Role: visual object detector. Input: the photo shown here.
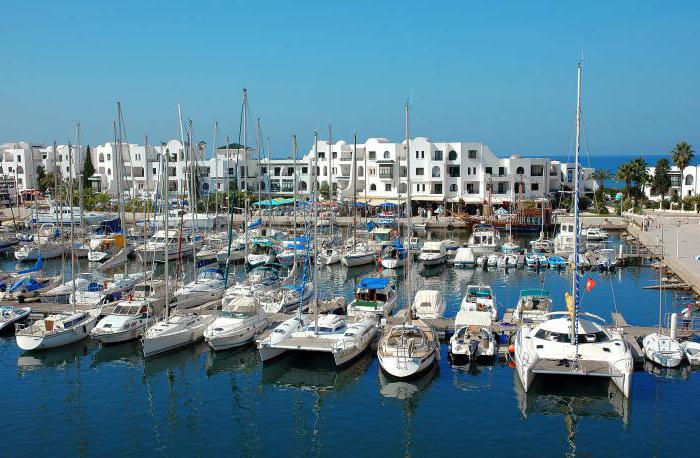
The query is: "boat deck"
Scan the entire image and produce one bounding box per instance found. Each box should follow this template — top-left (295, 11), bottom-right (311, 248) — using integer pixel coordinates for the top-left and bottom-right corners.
top-left (269, 336), bottom-right (337, 352)
top-left (531, 358), bottom-right (620, 377)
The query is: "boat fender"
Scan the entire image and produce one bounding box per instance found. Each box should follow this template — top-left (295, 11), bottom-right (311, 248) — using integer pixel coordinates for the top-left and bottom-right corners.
top-left (508, 344), bottom-right (515, 353)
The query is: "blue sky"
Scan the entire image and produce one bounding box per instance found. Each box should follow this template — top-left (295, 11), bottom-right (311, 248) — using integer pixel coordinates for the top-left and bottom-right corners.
top-left (2, 0), bottom-right (698, 158)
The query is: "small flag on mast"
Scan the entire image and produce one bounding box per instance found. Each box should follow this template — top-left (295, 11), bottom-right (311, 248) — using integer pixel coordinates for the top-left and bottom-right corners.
top-left (585, 277), bottom-right (596, 292)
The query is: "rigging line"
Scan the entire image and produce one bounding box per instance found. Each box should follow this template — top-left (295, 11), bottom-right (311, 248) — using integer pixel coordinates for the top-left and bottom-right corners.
top-left (608, 272), bottom-right (619, 315)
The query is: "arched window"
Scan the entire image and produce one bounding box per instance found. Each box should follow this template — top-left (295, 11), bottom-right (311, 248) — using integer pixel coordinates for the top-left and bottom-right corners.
top-left (686, 174), bottom-right (694, 186)
top-left (358, 166), bottom-right (364, 177)
top-left (399, 166), bottom-right (407, 177)
top-left (370, 184), bottom-right (377, 191)
top-left (383, 151), bottom-right (390, 159)
top-left (516, 166), bottom-right (524, 175)
top-left (399, 183), bottom-right (407, 193)
top-left (17, 166), bottom-right (23, 174)
top-left (432, 166), bottom-right (441, 178)
top-left (99, 153), bottom-right (105, 162)
top-left (299, 181), bottom-right (307, 191)
top-left (449, 183), bottom-right (458, 192)
top-left (448, 150), bottom-right (457, 160)
top-left (107, 168), bottom-right (112, 175)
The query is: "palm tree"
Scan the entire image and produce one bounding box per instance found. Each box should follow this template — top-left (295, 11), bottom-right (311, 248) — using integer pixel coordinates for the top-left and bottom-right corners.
top-left (615, 163), bottom-right (634, 196)
top-left (627, 157), bottom-right (650, 195)
top-left (591, 168), bottom-right (611, 190)
top-left (671, 141), bottom-right (695, 190)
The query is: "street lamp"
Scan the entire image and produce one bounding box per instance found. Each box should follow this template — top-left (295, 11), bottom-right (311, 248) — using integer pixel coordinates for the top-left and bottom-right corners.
top-left (677, 219), bottom-right (682, 259)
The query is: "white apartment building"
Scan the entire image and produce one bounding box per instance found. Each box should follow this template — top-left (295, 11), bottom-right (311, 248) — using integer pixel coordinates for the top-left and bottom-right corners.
top-left (644, 164), bottom-right (700, 201)
top-left (0, 142), bottom-right (44, 192)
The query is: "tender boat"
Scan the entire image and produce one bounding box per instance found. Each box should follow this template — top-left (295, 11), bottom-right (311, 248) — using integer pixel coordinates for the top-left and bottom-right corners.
top-left (347, 276), bottom-right (397, 318)
top-left (642, 332), bottom-right (683, 368)
top-left (418, 241), bottom-right (447, 266)
top-left (91, 300), bottom-right (155, 345)
top-left (0, 305), bottom-right (31, 332)
top-left (497, 253), bottom-right (519, 269)
top-left (595, 248), bottom-right (617, 272)
top-left (15, 309), bottom-right (101, 351)
top-left (412, 290), bottom-right (445, 320)
top-left (450, 320), bottom-right (496, 362)
top-left (467, 224), bottom-right (500, 256)
top-left (453, 247), bottom-right (476, 268)
top-left (380, 240), bottom-right (408, 269)
top-left (142, 311), bottom-right (215, 358)
top-left (680, 341), bottom-right (700, 365)
top-left (513, 289), bottom-right (553, 324)
top-left (486, 253), bottom-right (500, 268)
top-left (174, 268), bottom-right (226, 309)
top-left (204, 295), bottom-right (268, 351)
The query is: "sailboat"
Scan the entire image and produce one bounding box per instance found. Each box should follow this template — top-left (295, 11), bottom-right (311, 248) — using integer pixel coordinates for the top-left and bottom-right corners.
top-left (377, 103), bottom-right (440, 378)
top-left (642, 226), bottom-right (683, 367)
top-left (514, 63), bottom-right (633, 398)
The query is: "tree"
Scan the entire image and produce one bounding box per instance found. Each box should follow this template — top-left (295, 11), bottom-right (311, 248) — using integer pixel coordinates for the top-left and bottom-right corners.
top-left (629, 157), bottom-right (650, 195)
top-left (81, 145), bottom-right (95, 188)
top-left (615, 163), bottom-right (634, 196)
top-left (671, 141), bottom-right (694, 189)
top-left (591, 168), bottom-right (611, 190)
top-left (319, 181), bottom-right (330, 200)
top-left (651, 158), bottom-right (671, 203)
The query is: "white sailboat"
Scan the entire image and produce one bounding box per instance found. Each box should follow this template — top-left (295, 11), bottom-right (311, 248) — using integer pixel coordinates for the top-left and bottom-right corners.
top-left (204, 295), bottom-right (268, 351)
top-left (514, 63), bottom-right (633, 398)
top-left (377, 103), bottom-right (440, 379)
top-left (174, 267), bottom-right (226, 309)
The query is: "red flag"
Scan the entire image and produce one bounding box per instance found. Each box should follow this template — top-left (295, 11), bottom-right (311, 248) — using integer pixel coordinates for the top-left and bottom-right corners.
top-left (585, 277), bottom-right (596, 292)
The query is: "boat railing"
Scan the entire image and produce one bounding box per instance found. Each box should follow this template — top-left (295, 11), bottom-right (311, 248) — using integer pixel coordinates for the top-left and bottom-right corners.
top-left (666, 313), bottom-right (700, 333)
top-left (537, 311), bottom-right (608, 323)
top-left (15, 321), bottom-right (49, 337)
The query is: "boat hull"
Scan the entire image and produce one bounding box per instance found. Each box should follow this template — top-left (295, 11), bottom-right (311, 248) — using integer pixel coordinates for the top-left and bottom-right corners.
top-left (341, 253), bottom-right (375, 267)
top-left (378, 352), bottom-right (435, 378)
top-left (16, 314), bottom-right (98, 351)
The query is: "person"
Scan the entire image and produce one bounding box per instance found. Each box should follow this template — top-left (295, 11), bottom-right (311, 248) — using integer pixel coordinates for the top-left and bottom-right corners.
top-left (682, 304), bottom-right (692, 330)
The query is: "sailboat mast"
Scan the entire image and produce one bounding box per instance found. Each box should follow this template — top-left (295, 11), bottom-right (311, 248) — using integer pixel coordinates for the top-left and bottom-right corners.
top-left (68, 142), bottom-right (76, 311)
top-left (76, 123), bottom-right (84, 231)
top-left (256, 118), bottom-right (262, 212)
top-left (313, 131), bottom-right (320, 335)
top-left (163, 148), bottom-right (170, 320)
top-left (352, 133), bottom-right (357, 244)
top-left (292, 135), bottom-right (298, 264)
top-left (571, 62), bottom-right (582, 350)
top-left (243, 89), bottom-right (249, 261)
top-left (188, 123), bottom-right (198, 279)
top-left (328, 124), bottom-right (333, 202)
top-left (404, 103), bottom-right (412, 317)
top-left (213, 122), bottom-right (219, 218)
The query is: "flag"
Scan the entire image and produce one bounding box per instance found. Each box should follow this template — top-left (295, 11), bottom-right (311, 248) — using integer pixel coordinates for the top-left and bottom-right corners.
top-left (565, 292), bottom-right (574, 311)
top-left (585, 277), bottom-right (596, 292)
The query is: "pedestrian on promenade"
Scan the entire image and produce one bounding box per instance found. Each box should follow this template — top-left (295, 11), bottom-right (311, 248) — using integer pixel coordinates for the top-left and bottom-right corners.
top-left (682, 304), bottom-right (692, 330)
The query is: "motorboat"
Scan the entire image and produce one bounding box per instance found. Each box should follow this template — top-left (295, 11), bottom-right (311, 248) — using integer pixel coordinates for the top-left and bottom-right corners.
top-left (71, 271), bottom-right (150, 307)
top-left (2, 276), bottom-right (58, 302)
top-left (642, 332), bottom-right (683, 368)
top-left (513, 289), bottom-right (553, 324)
top-left (33, 205), bottom-right (106, 226)
top-left (317, 246), bottom-right (341, 265)
top-left (514, 311), bottom-right (634, 398)
top-left (582, 226), bottom-right (608, 241)
top-left (530, 237), bottom-right (553, 253)
top-left (276, 240), bottom-right (308, 266)
top-left (247, 237), bottom-right (281, 267)
top-left (91, 300), bottom-right (155, 345)
top-left (135, 229), bottom-right (193, 263)
top-left (15, 240), bottom-right (66, 261)
top-left (467, 224), bottom-right (500, 256)
top-left (204, 295), bottom-right (268, 351)
top-left (554, 222), bottom-right (586, 254)
top-left (402, 237), bottom-right (422, 252)
top-left (449, 322), bottom-right (496, 362)
top-left (595, 248), bottom-right (617, 272)
top-left (174, 268), bottom-right (226, 309)
top-left (259, 283), bottom-right (314, 313)
top-left (380, 240), bottom-right (408, 269)
top-left (88, 234), bottom-right (127, 262)
top-left (459, 284), bottom-right (497, 322)
top-left (412, 290), bottom-right (445, 320)
top-left (444, 239), bottom-right (464, 258)
top-left (370, 227), bottom-right (394, 248)
top-left (341, 244), bottom-right (376, 267)
top-left (0, 305), bottom-right (31, 332)
top-left (222, 263), bottom-right (287, 303)
top-left (501, 240), bottom-right (521, 255)
top-left (486, 253), bottom-right (500, 268)
top-left (497, 253), bottom-right (519, 269)
top-left (418, 241), bottom-right (447, 266)
top-left (347, 276), bottom-right (397, 318)
top-left (258, 315), bottom-right (306, 362)
top-left (453, 247), bottom-right (476, 268)
top-left (15, 309), bottom-right (101, 351)
top-left (142, 311), bottom-right (215, 358)
top-left (568, 252), bottom-right (591, 270)
top-left (547, 255), bottom-right (566, 269)
top-left (216, 238), bottom-right (247, 263)
top-left (377, 319), bottom-right (438, 378)
top-left (680, 341), bottom-right (700, 365)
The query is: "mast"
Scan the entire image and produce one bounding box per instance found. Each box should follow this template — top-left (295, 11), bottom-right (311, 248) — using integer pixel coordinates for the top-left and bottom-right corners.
top-left (313, 131), bottom-right (319, 335)
top-left (163, 147), bottom-right (170, 321)
top-left (143, 134), bottom-right (149, 274)
top-left (243, 89), bottom-right (249, 262)
top-left (352, 133), bottom-right (357, 245)
top-left (404, 103), bottom-right (412, 319)
top-left (188, 122), bottom-right (198, 280)
top-left (76, 123), bottom-right (85, 231)
top-left (225, 135), bottom-right (231, 236)
top-left (213, 122), bottom-right (219, 218)
top-left (256, 118), bottom-right (262, 214)
top-left (267, 135), bottom-right (273, 229)
top-left (364, 131), bottom-right (368, 228)
top-left (571, 62), bottom-right (582, 353)
top-left (117, 103), bottom-right (136, 228)
top-left (328, 123), bottom-right (333, 202)
top-left (68, 142), bottom-right (76, 312)
top-left (292, 135), bottom-right (298, 266)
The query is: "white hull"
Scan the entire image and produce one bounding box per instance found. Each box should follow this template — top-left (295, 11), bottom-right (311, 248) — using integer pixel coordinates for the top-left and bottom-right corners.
top-left (15, 243), bottom-right (65, 261)
top-left (205, 318), bottom-right (268, 351)
top-left (419, 254), bottom-right (447, 266)
top-left (16, 311), bottom-right (99, 351)
top-left (0, 307), bottom-right (31, 332)
top-left (341, 253), bottom-right (375, 267)
top-left (91, 323), bottom-right (149, 344)
top-left (142, 315), bottom-right (213, 358)
top-left (378, 352), bottom-right (435, 378)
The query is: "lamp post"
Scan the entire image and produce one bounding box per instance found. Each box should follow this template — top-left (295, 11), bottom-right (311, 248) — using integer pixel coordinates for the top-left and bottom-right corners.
top-left (677, 219), bottom-right (681, 259)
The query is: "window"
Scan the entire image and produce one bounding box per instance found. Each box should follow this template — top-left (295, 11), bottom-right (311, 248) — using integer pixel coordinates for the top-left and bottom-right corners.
top-left (299, 181), bottom-right (307, 191)
top-left (301, 166), bottom-right (308, 174)
top-left (399, 166), bottom-right (407, 177)
top-left (449, 183), bottom-right (458, 192)
top-left (497, 182), bottom-right (508, 194)
top-left (261, 167), bottom-right (267, 174)
top-left (531, 183), bottom-right (539, 191)
top-left (516, 166), bottom-right (525, 175)
top-left (383, 151), bottom-right (390, 159)
top-left (498, 166), bottom-right (506, 176)
top-left (17, 166), bottom-right (23, 174)
top-left (107, 168), bottom-right (112, 175)
top-left (433, 150), bottom-right (443, 161)
top-left (379, 164), bottom-right (393, 178)
top-left (431, 166), bottom-right (440, 178)
top-left (17, 155), bottom-right (21, 162)
top-left (107, 154), bottom-right (111, 160)
top-left (274, 167), bottom-right (281, 176)
top-left (468, 149), bottom-right (477, 159)
top-left (415, 151), bottom-right (419, 159)
top-left (318, 151), bottom-right (325, 159)
top-left (228, 167), bottom-right (234, 175)
top-left (433, 183), bottom-right (442, 194)
top-left (485, 167), bottom-right (492, 175)
top-left (370, 184), bottom-right (377, 191)
top-left (399, 183), bottom-right (407, 193)
top-left (287, 167), bottom-right (294, 175)
top-left (358, 166), bottom-right (364, 176)
top-left (448, 150), bottom-right (457, 160)
top-left (415, 168), bottom-right (424, 176)
top-left (369, 151), bottom-right (376, 159)
top-left (368, 167), bottom-right (376, 176)
top-left (385, 184), bottom-right (391, 192)
top-left (421, 151), bottom-right (425, 159)
top-left (531, 165), bottom-right (544, 176)
top-left (332, 151), bottom-right (337, 159)
top-left (466, 183), bottom-right (478, 194)
top-left (281, 180), bottom-right (293, 192)
top-left (99, 153), bottom-right (105, 162)
top-left (323, 166), bottom-right (328, 176)
top-left (448, 166), bottom-right (460, 177)
top-left (686, 175), bottom-right (694, 186)
top-left (671, 174), bottom-right (682, 187)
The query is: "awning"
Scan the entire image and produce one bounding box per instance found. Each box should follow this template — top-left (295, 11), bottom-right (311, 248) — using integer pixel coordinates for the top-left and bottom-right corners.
top-left (412, 195), bottom-right (445, 202)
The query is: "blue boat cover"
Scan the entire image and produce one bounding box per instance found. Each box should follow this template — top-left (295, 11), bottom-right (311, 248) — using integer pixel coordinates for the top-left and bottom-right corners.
top-left (358, 277), bottom-right (390, 290)
top-left (9, 277), bottom-right (43, 293)
top-left (248, 219), bottom-right (263, 229)
top-left (17, 255), bottom-right (43, 275)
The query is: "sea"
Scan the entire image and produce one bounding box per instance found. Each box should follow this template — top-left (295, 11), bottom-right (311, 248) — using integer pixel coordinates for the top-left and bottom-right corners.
top-left (1, 230), bottom-right (698, 457)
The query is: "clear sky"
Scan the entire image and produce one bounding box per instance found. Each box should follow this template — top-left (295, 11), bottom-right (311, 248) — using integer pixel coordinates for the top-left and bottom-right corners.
top-left (2, 0), bottom-right (698, 158)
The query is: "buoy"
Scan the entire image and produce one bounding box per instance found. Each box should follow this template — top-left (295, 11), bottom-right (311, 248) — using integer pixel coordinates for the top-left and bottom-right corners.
top-left (508, 361), bottom-right (516, 369)
top-left (508, 344), bottom-right (515, 353)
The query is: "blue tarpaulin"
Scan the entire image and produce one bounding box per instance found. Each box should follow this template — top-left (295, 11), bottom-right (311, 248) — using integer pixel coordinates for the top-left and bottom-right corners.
top-left (9, 277), bottom-right (43, 293)
top-left (248, 218), bottom-right (263, 229)
top-left (16, 255), bottom-right (43, 275)
top-left (358, 277), bottom-right (390, 290)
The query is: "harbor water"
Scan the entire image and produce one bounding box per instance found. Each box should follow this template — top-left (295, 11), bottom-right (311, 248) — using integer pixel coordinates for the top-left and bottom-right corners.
top-left (1, 233), bottom-right (698, 457)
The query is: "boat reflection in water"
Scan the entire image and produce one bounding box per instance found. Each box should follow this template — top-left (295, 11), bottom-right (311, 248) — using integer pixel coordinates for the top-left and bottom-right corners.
top-left (344, 263), bottom-right (376, 282)
top-left (643, 359), bottom-right (690, 380)
top-left (205, 345), bottom-right (259, 378)
top-left (451, 359), bottom-right (496, 392)
top-left (91, 340), bottom-right (142, 368)
top-left (513, 371), bottom-right (631, 444)
top-left (17, 339), bottom-right (93, 372)
top-left (261, 350), bottom-right (373, 391)
top-left (142, 341), bottom-right (209, 378)
top-left (377, 363), bottom-right (439, 401)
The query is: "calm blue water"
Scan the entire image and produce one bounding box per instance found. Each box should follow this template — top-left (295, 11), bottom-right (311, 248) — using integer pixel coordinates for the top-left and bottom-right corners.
top-left (2, 233), bottom-right (698, 457)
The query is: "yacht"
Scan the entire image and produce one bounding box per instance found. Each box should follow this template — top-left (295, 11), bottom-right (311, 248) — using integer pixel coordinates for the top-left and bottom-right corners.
top-left (530, 237), bottom-right (553, 253)
top-left (221, 264), bottom-right (287, 304)
top-left (135, 229), bottom-right (193, 263)
top-left (33, 205), bottom-right (106, 226)
top-left (204, 295), bottom-right (268, 351)
top-left (642, 332), bottom-right (683, 368)
top-left (15, 309), bottom-right (101, 351)
top-left (142, 311), bottom-right (215, 358)
top-left (449, 323), bottom-right (497, 362)
top-left (247, 237), bottom-right (281, 267)
top-left (412, 290), bottom-right (445, 320)
top-left (681, 341), bottom-right (700, 365)
top-left (258, 315), bottom-right (306, 362)
top-left (317, 246), bottom-right (341, 265)
top-left (341, 244), bottom-right (376, 267)
top-left (174, 268), bottom-right (226, 309)
top-left (91, 300), bottom-right (155, 345)
top-left (71, 271), bottom-right (150, 307)
top-left (380, 240), bottom-right (408, 269)
top-left (347, 276), bottom-right (397, 318)
top-left (459, 284), bottom-right (498, 322)
top-left (581, 226), bottom-right (608, 241)
top-left (259, 283), bottom-right (314, 313)
top-left (0, 305), bottom-right (31, 332)
top-left (595, 248), bottom-right (617, 272)
top-left (553, 221), bottom-right (586, 254)
top-left (15, 240), bottom-right (66, 261)
top-left (467, 224), bottom-right (500, 256)
top-left (513, 289), bottom-right (553, 324)
top-left (40, 273), bottom-right (101, 304)
top-left (418, 241), bottom-right (447, 266)
top-left (216, 238), bottom-right (247, 263)
top-left (377, 319), bottom-right (439, 378)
